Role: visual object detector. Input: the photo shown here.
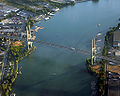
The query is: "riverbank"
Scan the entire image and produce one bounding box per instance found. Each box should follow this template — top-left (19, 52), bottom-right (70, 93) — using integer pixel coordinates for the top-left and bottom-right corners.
top-left (0, 42), bottom-right (36, 96)
top-left (86, 59), bottom-right (106, 96)
top-left (86, 23), bottom-right (120, 96)
top-left (1, 0), bottom-right (120, 96)
top-left (1, 0), bottom-right (91, 23)
top-left (75, 0), bottom-right (91, 3)
top-left (0, 1), bottom-right (87, 96)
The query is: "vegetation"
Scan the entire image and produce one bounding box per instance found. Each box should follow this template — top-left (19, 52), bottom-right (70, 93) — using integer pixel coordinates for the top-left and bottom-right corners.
top-left (1, 42), bottom-right (35, 96)
top-left (2, 0), bottom-right (75, 15)
top-left (86, 59), bottom-right (98, 74)
top-left (97, 61), bottom-right (106, 96)
top-left (86, 23), bottom-right (120, 96)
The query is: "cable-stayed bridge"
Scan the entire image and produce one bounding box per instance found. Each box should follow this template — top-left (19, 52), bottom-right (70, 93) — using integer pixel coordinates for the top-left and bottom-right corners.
top-left (0, 34), bottom-right (120, 64)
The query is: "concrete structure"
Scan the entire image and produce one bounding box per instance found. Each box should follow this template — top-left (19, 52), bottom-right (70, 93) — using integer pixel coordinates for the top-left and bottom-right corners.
top-left (91, 38), bottom-right (96, 65)
top-left (26, 25), bottom-right (33, 50)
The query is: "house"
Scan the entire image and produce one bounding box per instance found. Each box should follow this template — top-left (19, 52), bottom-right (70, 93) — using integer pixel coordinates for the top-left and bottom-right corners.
top-left (113, 30), bottom-right (120, 47)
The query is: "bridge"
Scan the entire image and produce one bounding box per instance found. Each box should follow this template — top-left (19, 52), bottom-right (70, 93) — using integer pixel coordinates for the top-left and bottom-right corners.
top-left (0, 31), bottom-right (120, 64)
top-left (1, 25), bottom-right (120, 84)
top-left (33, 40), bottom-right (120, 64)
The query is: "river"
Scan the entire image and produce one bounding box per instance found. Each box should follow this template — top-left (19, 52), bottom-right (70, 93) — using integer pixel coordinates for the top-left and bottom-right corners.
top-left (13, 0), bottom-right (120, 96)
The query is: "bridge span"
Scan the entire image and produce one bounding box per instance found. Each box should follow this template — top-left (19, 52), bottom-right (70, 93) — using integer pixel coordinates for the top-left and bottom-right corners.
top-left (0, 34), bottom-right (120, 64)
top-left (33, 40), bottom-right (120, 64)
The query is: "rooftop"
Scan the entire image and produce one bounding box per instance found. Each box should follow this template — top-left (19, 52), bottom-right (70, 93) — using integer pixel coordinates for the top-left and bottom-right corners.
top-left (113, 30), bottom-right (120, 42)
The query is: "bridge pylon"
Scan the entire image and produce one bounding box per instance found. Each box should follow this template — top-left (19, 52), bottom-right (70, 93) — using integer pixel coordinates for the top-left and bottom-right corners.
top-left (91, 38), bottom-right (96, 65)
top-left (26, 25), bottom-right (33, 50)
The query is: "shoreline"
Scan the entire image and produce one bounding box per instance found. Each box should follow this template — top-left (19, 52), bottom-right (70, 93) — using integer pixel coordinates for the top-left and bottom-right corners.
top-left (0, 1), bottom-right (78, 95)
top-left (75, 0), bottom-right (91, 3)
top-left (1, 0), bottom-right (120, 96)
top-left (86, 23), bottom-right (120, 96)
top-left (0, 44), bottom-right (36, 96)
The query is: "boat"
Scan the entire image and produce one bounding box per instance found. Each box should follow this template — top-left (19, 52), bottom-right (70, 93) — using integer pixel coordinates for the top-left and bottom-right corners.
top-left (17, 66), bottom-right (22, 75)
top-left (96, 39), bottom-right (101, 42)
top-left (45, 16), bottom-right (51, 21)
top-left (97, 33), bottom-right (102, 36)
top-left (10, 93), bottom-right (16, 96)
top-left (71, 47), bottom-right (75, 50)
top-left (97, 24), bottom-right (101, 27)
top-left (45, 17), bottom-right (49, 21)
top-left (50, 13), bottom-right (55, 16)
top-left (17, 71), bottom-right (22, 75)
top-left (19, 71), bottom-right (22, 75)
top-left (52, 73), bottom-right (57, 76)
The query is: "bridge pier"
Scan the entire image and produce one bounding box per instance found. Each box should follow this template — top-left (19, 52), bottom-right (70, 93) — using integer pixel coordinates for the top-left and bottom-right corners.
top-left (27, 41), bottom-right (33, 50)
top-left (26, 25), bottom-right (33, 50)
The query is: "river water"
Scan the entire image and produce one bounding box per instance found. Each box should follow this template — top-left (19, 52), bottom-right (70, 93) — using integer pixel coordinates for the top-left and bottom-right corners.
top-left (13, 0), bottom-right (120, 96)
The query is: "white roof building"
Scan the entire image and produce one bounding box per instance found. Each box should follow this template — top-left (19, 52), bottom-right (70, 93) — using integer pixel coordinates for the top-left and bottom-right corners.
top-left (115, 51), bottom-right (120, 56)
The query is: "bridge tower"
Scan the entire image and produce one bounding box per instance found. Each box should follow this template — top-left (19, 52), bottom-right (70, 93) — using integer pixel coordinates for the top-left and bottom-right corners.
top-left (91, 38), bottom-right (96, 65)
top-left (26, 25), bottom-right (33, 50)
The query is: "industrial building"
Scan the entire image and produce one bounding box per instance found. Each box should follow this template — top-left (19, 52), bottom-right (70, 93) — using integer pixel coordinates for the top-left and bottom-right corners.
top-left (113, 30), bottom-right (120, 47)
